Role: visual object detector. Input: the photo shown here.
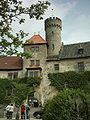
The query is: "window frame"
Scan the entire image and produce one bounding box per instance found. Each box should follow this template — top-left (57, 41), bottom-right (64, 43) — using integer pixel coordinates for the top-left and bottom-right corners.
top-left (31, 47), bottom-right (35, 52)
top-left (36, 46), bottom-right (39, 52)
top-left (31, 60), bottom-right (34, 66)
top-left (78, 48), bottom-right (84, 54)
top-left (54, 64), bottom-right (59, 71)
top-left (36, 60), bottom-right (40, 66)
top-left (29, 71), bottom-right (39, 77)
top-left (8, 72), bottom-right (18, 79)
top-left (78, 62), bottom-right (84, 72)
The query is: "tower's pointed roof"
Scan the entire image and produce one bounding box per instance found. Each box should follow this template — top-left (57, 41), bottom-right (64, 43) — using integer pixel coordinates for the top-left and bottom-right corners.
top-left (24, 34), bottom-right (47, 45)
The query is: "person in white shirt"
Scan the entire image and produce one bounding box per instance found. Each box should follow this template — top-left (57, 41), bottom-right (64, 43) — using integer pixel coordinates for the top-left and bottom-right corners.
top-left (9, 104), bottom-right (14, 119)
top-left (6, 104), bottom-right (11, 119)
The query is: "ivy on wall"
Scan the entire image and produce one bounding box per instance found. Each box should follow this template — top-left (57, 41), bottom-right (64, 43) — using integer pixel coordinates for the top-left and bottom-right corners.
top-left (48, 71), bottom-right (90, 91)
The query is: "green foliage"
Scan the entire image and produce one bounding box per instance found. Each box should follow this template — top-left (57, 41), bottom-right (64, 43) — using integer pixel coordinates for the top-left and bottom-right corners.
top-left (16, 76), bottom-right (41, 87)
top-left (47, 71), bottom-right (90, 119)
top-left (0, 76), bottom-right (41, 106)
top-left (43, 89), bottom-right (89, 120)
top-left (11, 77), bottom-right (41, 106)
top-left (27, 77), bottom-right (42, 87)
top-left (0, 0), bottom-right (50, 56)
top-left (15, 112), bottom-right (19, 120)
top-left (12, 82), bottom-right (28, 106)
top-left (0, 78), bottom-right (12, 104)
top-left (48, 71), bottom-right (90, 91)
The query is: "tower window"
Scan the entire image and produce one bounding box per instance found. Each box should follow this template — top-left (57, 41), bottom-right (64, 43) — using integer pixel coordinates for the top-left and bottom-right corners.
top-left (52, 44), bottom-right (54, 50)
top-left (52, 31), bottom-right (54, 34)
top-left (78, 62), bottom-right (84, 72)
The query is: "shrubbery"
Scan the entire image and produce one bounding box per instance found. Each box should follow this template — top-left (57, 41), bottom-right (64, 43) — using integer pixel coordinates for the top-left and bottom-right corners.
top-left (43, 71), bottom-right (90, 120)
top-left (43, 89), bottom-right (89, 120)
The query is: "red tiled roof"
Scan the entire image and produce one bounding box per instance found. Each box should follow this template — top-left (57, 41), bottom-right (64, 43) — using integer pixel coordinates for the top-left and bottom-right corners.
top-left (24, 35), bottom-right (47, 45)
top-left (26, 65), bottom-right (42, 70)
top-left (0, 56), bottom-right (23, 70)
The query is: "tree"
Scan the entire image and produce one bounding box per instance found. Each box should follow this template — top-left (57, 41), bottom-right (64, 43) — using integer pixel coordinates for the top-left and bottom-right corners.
top-left (0, 78), bottom-right (12, 104)
top-left (43, 89), bottom-right (89, 120)
top-left (12, 82), bottom-right (29, 106)
top-left (11, 77), bottom-right (42, 106)
top-left (0, 0), bottom-right (50, 56)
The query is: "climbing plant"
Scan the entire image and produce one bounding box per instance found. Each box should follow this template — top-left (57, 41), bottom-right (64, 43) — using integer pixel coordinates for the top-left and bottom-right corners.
top-left (48, 71), bottom-right (90, 91)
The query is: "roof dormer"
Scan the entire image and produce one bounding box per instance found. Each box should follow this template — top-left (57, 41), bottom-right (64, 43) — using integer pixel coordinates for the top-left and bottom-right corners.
top-left (78, 44), bottom-right (84, 54)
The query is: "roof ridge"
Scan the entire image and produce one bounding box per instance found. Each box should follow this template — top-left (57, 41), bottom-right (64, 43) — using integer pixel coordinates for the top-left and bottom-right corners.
top-left (64, 41), bottom-right (90, 46)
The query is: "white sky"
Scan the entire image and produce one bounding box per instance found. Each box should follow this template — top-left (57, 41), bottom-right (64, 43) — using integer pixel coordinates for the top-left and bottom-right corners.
top-left (12, 0), bottom-right (90, 45)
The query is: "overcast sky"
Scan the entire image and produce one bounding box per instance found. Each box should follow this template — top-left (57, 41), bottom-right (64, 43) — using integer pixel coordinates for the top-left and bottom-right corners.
top-left (13, 0), bottom-right (90, 45)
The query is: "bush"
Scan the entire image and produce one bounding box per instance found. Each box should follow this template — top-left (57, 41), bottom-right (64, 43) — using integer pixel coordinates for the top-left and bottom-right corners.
top-left (16, 112), bottom-right (19, 120)
top-left (43, 89), bottom-right (89, 120)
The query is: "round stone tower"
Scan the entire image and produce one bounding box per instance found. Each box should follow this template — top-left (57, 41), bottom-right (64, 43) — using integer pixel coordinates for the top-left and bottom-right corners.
top-left (45, 17), bottom-right (62, 57)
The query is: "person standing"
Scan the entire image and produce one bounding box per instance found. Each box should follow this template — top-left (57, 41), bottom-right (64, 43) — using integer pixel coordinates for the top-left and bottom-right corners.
top-left (9, 104), bottom-right (14, 119)
top-left (21, 104), bottom-right (25, 119)
top-left (26, 104), bottom-right (30, 119)
top-left (6, 104), bottom-right (11, 119)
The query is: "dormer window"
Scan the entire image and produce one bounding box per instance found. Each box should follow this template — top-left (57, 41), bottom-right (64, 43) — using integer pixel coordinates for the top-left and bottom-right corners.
top-left (78, 44), bottom-right (84, 54)
top-left (78, 48), bottom-right (83, 54)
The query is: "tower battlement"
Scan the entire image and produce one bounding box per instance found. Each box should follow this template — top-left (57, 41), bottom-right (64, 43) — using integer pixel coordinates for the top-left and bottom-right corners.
top-left (45, 17), bottom-right (61, 21)
top-left (45, 17), bottom-right (62, 30)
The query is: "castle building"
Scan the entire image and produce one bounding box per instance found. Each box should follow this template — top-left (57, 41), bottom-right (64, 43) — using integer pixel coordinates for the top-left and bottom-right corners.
top-left (0, 17), bottom-right (90, 104)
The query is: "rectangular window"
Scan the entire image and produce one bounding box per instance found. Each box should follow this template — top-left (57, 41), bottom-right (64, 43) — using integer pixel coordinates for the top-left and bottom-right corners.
top-left (13, 72), bottom-right (18, 79)
top-left (8, 73), bottom-right (13, 79)
top-left (52, 44), bottom-right (54, 50)
top-left (31, 47), bottom-right (35, 52)
top-left (78, 48), bottom-right (83, 54)
top-left (34, 71), bottom-right (38, 77)
top-left (36, 60), bottom-right (40, 66)
top-left (36, 46), bottom-right (39, 51)
top-left (54, 64), bottom-right (59, 71)
top-left (8, 72), bottom-right (18, 79)
top-left (78, 62), bottom-right (84, 72)
top-left (31, 60), bottom-right (34, 66)
top-left (29, 72), bottom-right (33, 77)
top-left (29, 71), bottom-right (39, 77)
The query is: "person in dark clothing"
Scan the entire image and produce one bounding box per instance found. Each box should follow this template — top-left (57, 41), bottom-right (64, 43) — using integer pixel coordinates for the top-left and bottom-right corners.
top-left (26, 104), bottom-right (30, 119)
